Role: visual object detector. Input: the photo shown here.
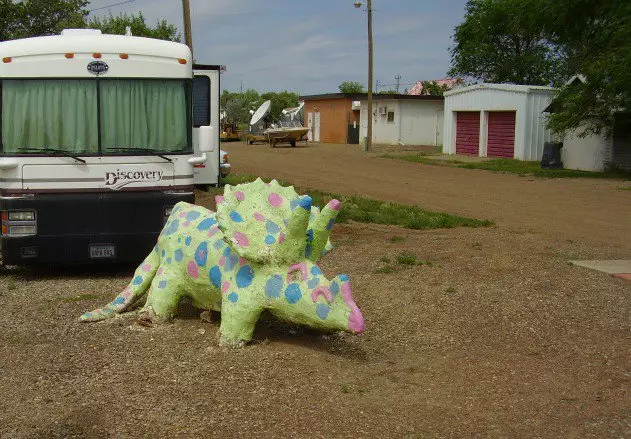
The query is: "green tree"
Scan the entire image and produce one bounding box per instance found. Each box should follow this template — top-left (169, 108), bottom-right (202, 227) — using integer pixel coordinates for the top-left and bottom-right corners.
top-left (448, 0), bottom-right (565, 85)
top-left (87, 12), bottom-right (180, 42)
top-left (544, 0), bottom-right (631, 135)
top-left (338, 81), bottom-right (364, 94)
top-left (420, 81), bottom-right (450, 96)
top-left (0, 0), bottom-right (88, 42)
top-left (261, 91), bottom-right (300, 121)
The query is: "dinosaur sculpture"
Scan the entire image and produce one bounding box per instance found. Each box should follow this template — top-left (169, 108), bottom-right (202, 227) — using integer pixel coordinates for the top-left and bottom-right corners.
top-left (80, 178), bottom-right (365, 347)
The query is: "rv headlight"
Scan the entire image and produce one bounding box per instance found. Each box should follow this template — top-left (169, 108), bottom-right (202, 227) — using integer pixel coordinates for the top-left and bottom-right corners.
top-left (8, 211), bottom-right (35, 221)
top-left (8, 225), bottom-right (37, 235)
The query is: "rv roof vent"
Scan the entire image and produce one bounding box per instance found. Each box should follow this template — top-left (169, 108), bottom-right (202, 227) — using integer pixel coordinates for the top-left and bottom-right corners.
top-left (61, 29), bottom-right (103, 36)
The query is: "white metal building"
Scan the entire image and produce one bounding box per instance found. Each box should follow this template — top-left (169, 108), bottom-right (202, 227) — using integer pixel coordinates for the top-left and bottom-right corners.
top-left (443, 83), bottom-right (555, 160)
top-left (359, 95), bottom-right (444, 146)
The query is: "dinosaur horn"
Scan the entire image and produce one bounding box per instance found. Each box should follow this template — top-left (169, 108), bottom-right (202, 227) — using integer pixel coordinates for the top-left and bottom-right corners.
top-left (309, 199), bottom-right (341, 261)
top-left (278, 195), bottom-right (312, 262)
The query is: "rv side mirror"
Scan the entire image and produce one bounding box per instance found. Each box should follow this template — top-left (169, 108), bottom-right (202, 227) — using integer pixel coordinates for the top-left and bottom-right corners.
top-left (198, 125), bottom-right (215, 153)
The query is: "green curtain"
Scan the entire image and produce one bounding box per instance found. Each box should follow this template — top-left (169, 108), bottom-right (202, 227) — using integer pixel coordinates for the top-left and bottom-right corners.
top-left (1, 80), bottom-right (98, 153)
top-left (100, 79), bottom-right (188, 152)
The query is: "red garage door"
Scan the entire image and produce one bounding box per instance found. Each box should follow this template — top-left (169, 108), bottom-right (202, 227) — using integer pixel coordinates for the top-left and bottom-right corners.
top-left (487, 111), bottom-right (516, 158)
top-left (455, 112), bottom-right (480, 155)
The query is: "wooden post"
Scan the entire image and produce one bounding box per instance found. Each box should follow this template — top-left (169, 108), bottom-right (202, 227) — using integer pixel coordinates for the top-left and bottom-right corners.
top-left (182, 0), bottom-right (193, 56)
top-left (365, 0), bottom-right (373, 152)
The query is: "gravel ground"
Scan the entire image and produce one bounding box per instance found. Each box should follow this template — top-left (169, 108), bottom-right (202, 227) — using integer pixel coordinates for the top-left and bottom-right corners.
top-left (1, 142), bottom-right (629, 438)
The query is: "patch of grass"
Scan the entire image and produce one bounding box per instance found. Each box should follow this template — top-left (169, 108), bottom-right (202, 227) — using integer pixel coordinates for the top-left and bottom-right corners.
top-left (417, 260), bottom-right (435, 267)
top-left (445, 286), bottom-right (457, 295)
top-left (59, 294), bottom-right (101, 303)
top-left (340, 384), bottom-right (351, 394)
top-left (7, 278), bottom-right (17, 291)
top-left (373, 265), bottom-right (396, 274)
top-left (379, 256), bottom-right (391, 263)
top-left (396, 252), bottom-right (418, 265)
top-left (618, 186), bottom-right (631, 190)
top-left (219, 174), bottom-right (492, 230)
top-left (382, 155), bottom-right (631, 180)
top-left (390, 236), bottom-right (405, 243)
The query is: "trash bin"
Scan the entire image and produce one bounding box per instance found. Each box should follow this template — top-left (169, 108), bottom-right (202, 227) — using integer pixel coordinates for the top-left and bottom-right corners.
top-left (541, 141), bottom-right (563, 169)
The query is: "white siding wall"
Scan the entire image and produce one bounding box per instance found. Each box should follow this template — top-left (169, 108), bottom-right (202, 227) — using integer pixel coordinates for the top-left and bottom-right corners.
top-left (360, 100), bottom-right (443, 145)
top-left (443, 85), bottom-right (554, 160)
top-left (562, 123), bottom-right (609, 172)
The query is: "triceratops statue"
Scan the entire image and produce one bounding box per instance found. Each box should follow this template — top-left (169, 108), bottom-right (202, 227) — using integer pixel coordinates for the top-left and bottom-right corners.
top-left (80, 178), bottom-right (365, 347)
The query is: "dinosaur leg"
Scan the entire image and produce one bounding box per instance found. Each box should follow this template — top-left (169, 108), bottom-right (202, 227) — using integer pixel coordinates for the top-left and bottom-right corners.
top-left (218, 295), bottom-right (263, 347)
top-left (79, 246), bottom-right (160, 322)
top-left (137, 271), bottom-right (183, 324)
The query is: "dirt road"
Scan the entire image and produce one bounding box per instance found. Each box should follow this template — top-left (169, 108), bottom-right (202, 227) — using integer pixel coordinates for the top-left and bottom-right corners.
top-left (225, 142), bottom-right (631, 253)
top-left (1, 142), bottom-right (629, 438)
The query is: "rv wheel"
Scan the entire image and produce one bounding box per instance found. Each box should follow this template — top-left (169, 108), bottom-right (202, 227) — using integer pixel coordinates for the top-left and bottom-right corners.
top-left (290, 140), bottom-right (296, 147)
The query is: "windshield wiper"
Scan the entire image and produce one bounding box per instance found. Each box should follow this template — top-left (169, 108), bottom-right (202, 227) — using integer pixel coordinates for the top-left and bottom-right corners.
top-left (106, 147), bottom-right (173, 162)
top-left (17, 148), bottom-right (86, 163)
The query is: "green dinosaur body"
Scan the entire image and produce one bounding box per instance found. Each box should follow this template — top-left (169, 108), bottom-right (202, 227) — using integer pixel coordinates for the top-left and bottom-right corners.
top-left (80, 179), bottom-right (364, 346)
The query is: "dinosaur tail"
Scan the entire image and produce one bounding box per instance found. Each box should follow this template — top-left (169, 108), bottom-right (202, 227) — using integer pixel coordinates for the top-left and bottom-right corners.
top-left (79, 246), bottom-right (160, 322)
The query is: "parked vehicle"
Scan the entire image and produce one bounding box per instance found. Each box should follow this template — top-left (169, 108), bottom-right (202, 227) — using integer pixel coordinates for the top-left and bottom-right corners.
top-left (0, 29), bottom-right (219, 265)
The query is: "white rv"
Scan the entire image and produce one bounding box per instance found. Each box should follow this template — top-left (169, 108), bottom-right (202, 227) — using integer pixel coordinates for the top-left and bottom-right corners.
top-left (0, 29), bottom-right (221, 265)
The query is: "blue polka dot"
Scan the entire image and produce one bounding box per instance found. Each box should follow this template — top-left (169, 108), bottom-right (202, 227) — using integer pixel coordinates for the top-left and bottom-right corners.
top-left (316, 303), bottom-right (330, 320)
top-left (209, 266), bottom-right (222, 288)
top-left (330, 281), bottom-right (339, 296)
top-left (307, 277), bottom-right (319, 289)
top-left (132, 275), bottom-right (143, 285)
top-left (178, 237), bottom-right (182, 243)
top-left (326, 218), bottom-right (336, 230)
top-left (161, 250), bottom-right (165, 257)
top-left (186, 211), bottom-right (201, 221)
top-left (228, 292), bottom-right (239, 303)
top-left (172, 205), bottom-right (181, 214)
top-left (185, 236), bottom-right (192, 246)
top-left (195, 241), bottom-right (208, 266)
top-left (229, 211), bottom-right (243, 222)
top-left (311, 265), bottom-right (322, 276)
top-left (339, 274), bottom-right (349, 282)
top-left (174, 249), bottom-right (183, 262)
top-left (306, 229), bottom-right (314, 241)
top-left (223, 247), bottom-right (232, 257)
top-left (213, 239), bottom-right (224, 249)
top-left (299, 196), bottom-right (312, 210)
top-left (166, 257), bottom-right (172, 264)
top-left (236, 265), bottom-right (254, 288)
top-left (290, 198), bottom-right (300, 210)
top-left (165, 219), bottom-right (179, 235)
top-left (305, 244), bottom-right (313, 258)
top-left (113, 296), bottom-right (125, 305)
top-left (265, 275), bottom-right (283, 298)
top-left (265, 234), bottom-right (276, 245)
top-left (158, 280), bottom-right (167, 289)
top-left (197, 217), bottom-right (217, 231)
top-left (225, 253), bottom-right (239, 271)
top-left (266, 220), bottom-right (280, 234)
top-left (284, 283), bottom-right (302, 304)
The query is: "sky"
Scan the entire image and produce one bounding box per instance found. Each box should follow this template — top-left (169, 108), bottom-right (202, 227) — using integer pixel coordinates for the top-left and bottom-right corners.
top-left (87, 0), bottom-right (469, 95)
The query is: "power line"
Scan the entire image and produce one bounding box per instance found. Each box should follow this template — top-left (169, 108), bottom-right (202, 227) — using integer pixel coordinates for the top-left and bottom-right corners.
top-left (88, 0), bottom-right (135, 12)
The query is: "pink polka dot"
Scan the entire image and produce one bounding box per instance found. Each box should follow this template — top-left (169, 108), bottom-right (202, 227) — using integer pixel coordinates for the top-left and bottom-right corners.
top-left (219, 256), bottom-right (226, 266)
top-left (141, 264), bottom-right (152, 272)
top-left (253, 212), bottom-right (265, 221)
top-left (179, 212), bottom-right (186, 218)
top-left (183, 221), bottom-right (190, 227)
top-left (233, 232), bottom-right (249, 247)
top-left (187, 261), bottom-right (199, 278)
top-left (239, 257), bottom-right (247, 266)
top-left (234, 191), bottom-right (245, 201)
top-left (268, 193), bottom-right (283, 207)
top-left (221, 281), bottom-right (230, 293)
top-left (278, 233), bottom-right (286, 244)
top-left (215, 195), bottom-right (225, 205)
top-left (157, 267), bottom-right (163, 276)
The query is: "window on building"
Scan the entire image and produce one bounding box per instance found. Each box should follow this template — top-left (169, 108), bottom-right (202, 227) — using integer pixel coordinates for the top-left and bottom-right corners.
top-left (387, 111), bottom-right (395, 123)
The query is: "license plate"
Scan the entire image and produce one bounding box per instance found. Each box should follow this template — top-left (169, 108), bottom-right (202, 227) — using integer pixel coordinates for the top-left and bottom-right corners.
top-left (90, 245), bottom-right (116, 259)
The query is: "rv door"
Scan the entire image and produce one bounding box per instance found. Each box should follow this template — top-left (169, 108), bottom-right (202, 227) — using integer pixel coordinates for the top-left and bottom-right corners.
top-left (192, 65), bottom-right (221, 187)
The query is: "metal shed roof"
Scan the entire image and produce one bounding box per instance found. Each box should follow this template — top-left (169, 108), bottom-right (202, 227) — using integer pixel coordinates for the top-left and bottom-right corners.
top-left (444, 83), bottom-right (555, 97)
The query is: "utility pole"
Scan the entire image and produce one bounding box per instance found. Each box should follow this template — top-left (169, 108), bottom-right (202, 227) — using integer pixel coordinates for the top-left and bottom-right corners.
top-left (395, 74), bottom-right (401, 94)
top-left (366, 0), bottom-right (373, 152)
top-left (182, 0), bottom-right (193, 56)
top-left (375, 79), bottom-right (381, 93)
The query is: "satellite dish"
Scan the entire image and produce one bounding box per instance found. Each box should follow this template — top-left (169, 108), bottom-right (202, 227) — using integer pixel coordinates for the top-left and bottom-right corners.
top-left (249, 100), bottom-right (271, 126)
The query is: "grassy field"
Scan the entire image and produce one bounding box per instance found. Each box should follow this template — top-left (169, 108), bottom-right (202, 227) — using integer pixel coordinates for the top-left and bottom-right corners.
top-left (211, 174), bottom-right (492, 230)
top-left (381, 154), bottom-right (631, 180)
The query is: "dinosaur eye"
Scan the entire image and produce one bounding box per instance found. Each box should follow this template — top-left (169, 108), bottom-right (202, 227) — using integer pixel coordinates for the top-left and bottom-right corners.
top-left (288, 270), bottom-right (302, 283)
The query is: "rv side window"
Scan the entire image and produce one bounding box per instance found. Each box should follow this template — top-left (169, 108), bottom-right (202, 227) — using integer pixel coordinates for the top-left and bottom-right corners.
top-left (192, 76), bottom-right (210, 127)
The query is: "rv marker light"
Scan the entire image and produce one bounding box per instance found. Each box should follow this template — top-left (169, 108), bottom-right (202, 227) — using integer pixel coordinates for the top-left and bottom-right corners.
top-left (2, 57), bottom-right (11, 63)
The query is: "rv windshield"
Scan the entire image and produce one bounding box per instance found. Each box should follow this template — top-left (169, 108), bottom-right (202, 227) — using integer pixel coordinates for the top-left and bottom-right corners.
top-left (0, 78), bottom-right (191, 155)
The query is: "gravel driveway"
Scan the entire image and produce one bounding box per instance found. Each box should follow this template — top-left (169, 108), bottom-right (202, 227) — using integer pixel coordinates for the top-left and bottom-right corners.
top-left (1, 142), bottom-right (629, 438)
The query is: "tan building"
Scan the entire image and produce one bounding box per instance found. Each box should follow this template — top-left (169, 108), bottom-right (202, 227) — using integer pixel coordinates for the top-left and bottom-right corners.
top-left (300, 94), bottom-right (362, 144)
